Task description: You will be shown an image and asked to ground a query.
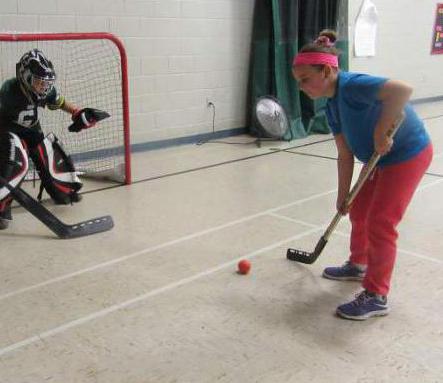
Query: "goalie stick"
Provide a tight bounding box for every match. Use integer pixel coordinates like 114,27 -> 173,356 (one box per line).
287,113 -> 405,265
0,175 -> 113,239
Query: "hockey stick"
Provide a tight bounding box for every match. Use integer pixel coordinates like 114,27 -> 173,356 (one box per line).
287,113 -> 405,264
0,175 -> 114,239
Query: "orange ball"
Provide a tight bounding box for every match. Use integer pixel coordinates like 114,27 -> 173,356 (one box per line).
237,259 -> 251,275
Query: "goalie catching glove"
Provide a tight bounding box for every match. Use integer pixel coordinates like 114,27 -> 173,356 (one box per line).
69,108 -> 110,133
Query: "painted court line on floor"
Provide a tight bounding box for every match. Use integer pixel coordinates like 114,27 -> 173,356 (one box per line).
269,213 -> 443,265
269,177 -> 443,265
1,165 -> 442,357
0,188 -> 337,302
0,226 -> 323,358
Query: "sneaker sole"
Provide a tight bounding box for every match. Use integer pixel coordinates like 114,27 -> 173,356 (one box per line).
336,308 -> 390,321
322,272 -> 364,281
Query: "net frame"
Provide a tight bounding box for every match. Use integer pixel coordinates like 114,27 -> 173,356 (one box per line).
0,32 -> 131,185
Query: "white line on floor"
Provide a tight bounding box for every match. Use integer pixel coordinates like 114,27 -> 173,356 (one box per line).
268,177 -> 443,264
269,213 -> 443,265
0,161 -> 441,357
0,188 -> 337,302
0,226 -> 322,358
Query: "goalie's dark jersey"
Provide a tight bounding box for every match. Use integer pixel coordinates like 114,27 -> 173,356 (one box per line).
0,78 -> 64,131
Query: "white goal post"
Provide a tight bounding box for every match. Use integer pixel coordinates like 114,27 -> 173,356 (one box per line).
0,32 -> 131,184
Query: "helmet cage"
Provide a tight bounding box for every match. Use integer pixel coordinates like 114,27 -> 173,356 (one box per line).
16,49 -> 56,101
29,73 -> 56,98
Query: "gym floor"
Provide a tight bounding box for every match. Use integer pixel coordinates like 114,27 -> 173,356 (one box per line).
0,102 -> 442,382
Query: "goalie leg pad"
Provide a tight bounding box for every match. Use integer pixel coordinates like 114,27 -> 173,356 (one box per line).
29,133 -> 83,204
0,132 -> 29,219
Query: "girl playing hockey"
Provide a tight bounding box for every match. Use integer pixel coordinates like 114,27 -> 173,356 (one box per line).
292,30 -> 433,320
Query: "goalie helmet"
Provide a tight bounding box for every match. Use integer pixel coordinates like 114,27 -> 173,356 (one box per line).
16,49 -> 56,102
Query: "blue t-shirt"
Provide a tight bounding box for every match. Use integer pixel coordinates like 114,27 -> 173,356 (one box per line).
325,71 -> 430,166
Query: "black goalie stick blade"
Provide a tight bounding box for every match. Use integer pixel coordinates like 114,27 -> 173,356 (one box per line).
0,175 -> 114,239
55,215 -> 114,239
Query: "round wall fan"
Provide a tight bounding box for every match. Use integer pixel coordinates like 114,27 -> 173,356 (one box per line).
254,96 -> 290,141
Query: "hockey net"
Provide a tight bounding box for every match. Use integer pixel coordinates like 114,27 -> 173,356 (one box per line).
0,32 -> 131,184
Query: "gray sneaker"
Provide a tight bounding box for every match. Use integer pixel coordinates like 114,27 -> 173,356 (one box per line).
336,290 -> 389,320
322,261 -> 365,281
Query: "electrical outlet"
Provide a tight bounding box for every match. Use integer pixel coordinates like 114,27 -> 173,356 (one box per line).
206,98 -> 214,108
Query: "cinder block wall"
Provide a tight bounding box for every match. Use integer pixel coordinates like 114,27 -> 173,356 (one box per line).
0,1 -> 255,145
349,0 -> 443,100
1,1 -> 440,146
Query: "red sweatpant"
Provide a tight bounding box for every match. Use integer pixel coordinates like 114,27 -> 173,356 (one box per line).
349,143 -> 433,296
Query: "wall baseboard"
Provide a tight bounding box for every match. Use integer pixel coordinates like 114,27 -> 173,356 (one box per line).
131,127 -> 248,153
411,95 -> 443,105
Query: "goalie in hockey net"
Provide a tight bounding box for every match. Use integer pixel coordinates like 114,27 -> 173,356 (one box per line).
0,48 -> 109,230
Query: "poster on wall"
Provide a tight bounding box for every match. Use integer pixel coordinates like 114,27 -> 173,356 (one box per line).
431,3 -> 443,54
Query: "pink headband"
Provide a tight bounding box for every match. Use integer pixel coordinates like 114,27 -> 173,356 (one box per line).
292,52 -> 338,68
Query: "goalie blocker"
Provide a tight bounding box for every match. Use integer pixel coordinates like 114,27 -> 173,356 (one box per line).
69,108 -> 110,133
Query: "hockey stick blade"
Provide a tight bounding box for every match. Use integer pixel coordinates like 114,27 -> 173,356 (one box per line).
0,175 -> 114,239
287,237 -> 328,264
